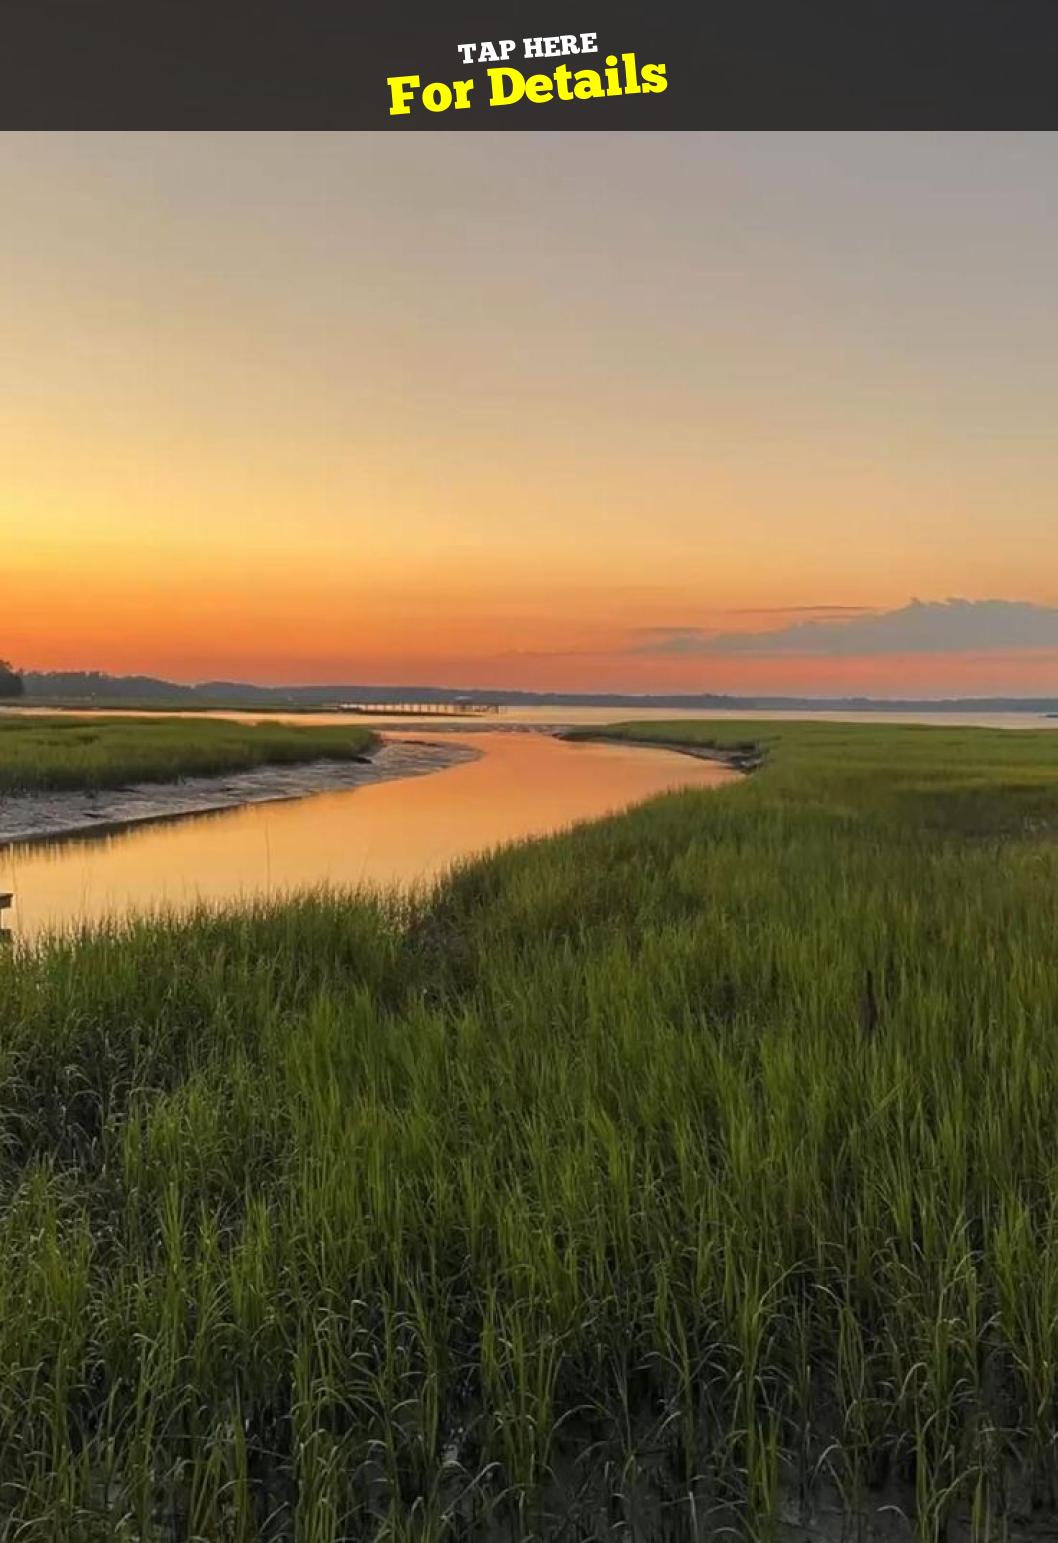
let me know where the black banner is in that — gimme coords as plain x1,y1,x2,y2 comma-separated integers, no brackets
2,0,1058,128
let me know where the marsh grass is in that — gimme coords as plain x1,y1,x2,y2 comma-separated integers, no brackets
0,715,377,794
2,720,1058,1538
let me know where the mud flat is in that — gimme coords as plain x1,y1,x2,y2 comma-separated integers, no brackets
0,737,479,847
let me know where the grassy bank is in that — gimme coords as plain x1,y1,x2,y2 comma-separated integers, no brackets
2,720,1058,1538
0,714,377,793
16,697,346,715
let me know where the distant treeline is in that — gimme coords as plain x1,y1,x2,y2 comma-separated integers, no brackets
18,670,1058,715
0,660,23,698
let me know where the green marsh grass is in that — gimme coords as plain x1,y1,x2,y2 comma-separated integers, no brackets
0,714,376,794
2,720,1058,1537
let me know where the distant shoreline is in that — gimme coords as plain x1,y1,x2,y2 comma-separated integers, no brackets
8,672,1058,719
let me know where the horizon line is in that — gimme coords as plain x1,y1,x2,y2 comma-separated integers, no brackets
15,668,1058,710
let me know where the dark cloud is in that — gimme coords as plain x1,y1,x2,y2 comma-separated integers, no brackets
635,599,1058,658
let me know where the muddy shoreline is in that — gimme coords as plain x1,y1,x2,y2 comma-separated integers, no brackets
0,738,479,850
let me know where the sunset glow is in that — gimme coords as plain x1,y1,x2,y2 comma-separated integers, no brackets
4,133,1057,695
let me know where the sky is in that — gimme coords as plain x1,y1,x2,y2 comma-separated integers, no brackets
3,131,1057,696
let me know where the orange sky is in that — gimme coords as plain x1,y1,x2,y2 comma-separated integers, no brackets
4,133,1057,695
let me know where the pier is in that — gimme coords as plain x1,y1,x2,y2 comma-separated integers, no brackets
336,700,503,718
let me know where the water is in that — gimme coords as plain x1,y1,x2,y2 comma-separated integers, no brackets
12,704,1058,732
0,730,737,942
503,705,1058,730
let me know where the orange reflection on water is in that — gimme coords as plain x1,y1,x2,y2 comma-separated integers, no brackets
0,731,738,942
